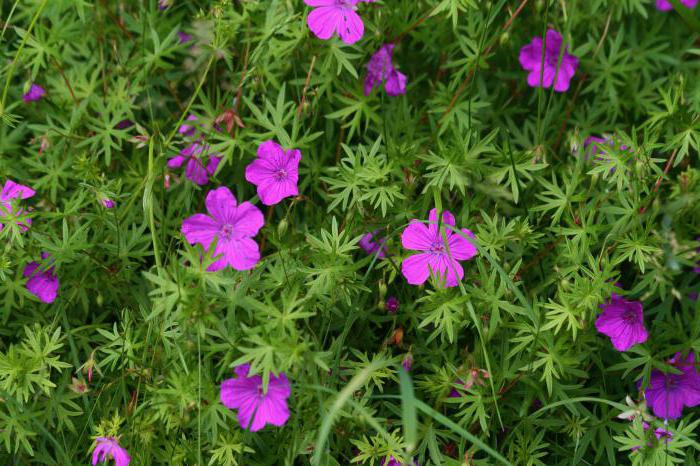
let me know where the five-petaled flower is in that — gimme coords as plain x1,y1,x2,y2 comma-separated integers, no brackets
0,180,35,233
245,140,301,206
364,44,407,97
519,29,579,92
304,0,375,45
595,293,648,352
220,363,291,432
92,437,130,466
181,187,264,271
643,352,700,419
401,209,477,288
24,252,59,304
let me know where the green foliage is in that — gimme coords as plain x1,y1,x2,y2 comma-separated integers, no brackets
1,0,699,465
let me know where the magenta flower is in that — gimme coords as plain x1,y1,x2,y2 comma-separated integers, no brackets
0,180,35,232
167,142,221,185
220,363,291,432
178,114,198,137
359,230,387,258
364,44,407,97
644,352,700,419
24,253,59,304
401,209,477,288
595,294,648,352
101,198,115,209
519,29,579,92
657,0,697,10
23,84,46,102
181,187,264,272
385,296,399,313
92,437,130,466
304,0,374,45
245,140,301,206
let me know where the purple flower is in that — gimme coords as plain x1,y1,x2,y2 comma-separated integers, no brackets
167,142,221,185
178,114,198,137
158,0,171,10
114,119,134,130
595,294,648,352
401,209,477,288
92,437,130,466
23,253,59,304
385,296,399,313
519,29,579,92
654,427,673,443
644,352,700,419
364,44,407,97
220,364,291,432
0,180,35,232
657,0,698,10
181,187,264,272
101,198,115,209
177,31,193,44
359,230,387,258
245,140,301,206
23,84,45,102
401,353,413,371
304,0,374,45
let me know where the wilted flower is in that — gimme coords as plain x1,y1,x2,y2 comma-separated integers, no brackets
92,437,130,466
656,0,697,10
220,363,291,432
23,83,46,102
595,294,648,351
643,352,700,419
0,180,35,232
364,44,407,96
70,377,89,394
401,209,477,288
519,29,578,92
181,187,264,271
24,253,59,304
304,0,375,45
359,230,387,258
245,140,301,206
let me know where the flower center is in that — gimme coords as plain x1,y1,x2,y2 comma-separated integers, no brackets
220,224,234,240
274,168,288,182
622,309,638,324
430,241,446,254
664,374,681,391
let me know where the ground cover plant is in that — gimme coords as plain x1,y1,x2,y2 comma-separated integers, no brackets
1,0,700,464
